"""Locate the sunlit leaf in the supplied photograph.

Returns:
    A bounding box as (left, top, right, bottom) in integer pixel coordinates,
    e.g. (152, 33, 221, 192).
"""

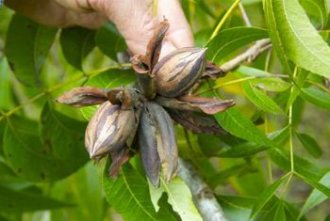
(0, 58, 14, 109)
(243, 82, 283, 114)
(300, 0, 328, 28)
(206, 27, 268, 63)
(216, 195, 254, 221)
(236, 66, 291, 92)
(149, 177, 202, 221)
(215, 108, 276, 148)
(264, 0, 330, 78)
(300, 172, 330, 217)
(103, 161, 176, 221)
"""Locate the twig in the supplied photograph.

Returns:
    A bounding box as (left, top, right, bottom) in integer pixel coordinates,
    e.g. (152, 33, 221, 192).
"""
(178, 158, 227, 221)
(208, 0, 241, 43)
(219, 39, 272, 75)
(239, 3, 252, 27)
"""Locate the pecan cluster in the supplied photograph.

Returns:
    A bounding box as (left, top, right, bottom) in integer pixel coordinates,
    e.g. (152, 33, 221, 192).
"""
(57, 20, 234, 187)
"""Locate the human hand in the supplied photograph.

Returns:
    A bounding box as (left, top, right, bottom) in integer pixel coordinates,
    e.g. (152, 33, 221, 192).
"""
(6, 0, 194, 57)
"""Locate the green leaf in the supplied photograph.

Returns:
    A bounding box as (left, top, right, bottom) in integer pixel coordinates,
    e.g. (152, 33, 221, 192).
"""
(215, 108, 276, 148)
(3, 104, 88, 182)
(301, 86, 330, 110)
(250, 174, 289, 219)
(296, 172, 330, 197)
(207, 164, 249, 187)
(217, 142, 269, 158)
(60, 27, 96, 70)
(216, 195, 254, 221)
(103, 161, 176, 221)
(0, 58, 14, 110)
(39, 103, 89, 175)
(5, 13, 57, 86)
(217, 195, 255, 209)
(236, 66, 291, 92)
(274, 200, 286, 221)
(243, 82, 283, 114)
(0, 116, 6, 156)
(206, 27, 268, 63)
(300, 0, 328, 28)
(264, 0, 330, 78)
(0, 185, 70, 212)
(300, 172, 330, 217)
(269, 148, 323, 181)
(50, 162, 104, 221)
(250, 78, 290, 92)
(149, 177, 203, 221)
(296, 132, 322, 158)
(270, 148, 330, 199)
(263, 0, 292, 73)
(95, 22, 127, 61)
(285, 68, 309, 111)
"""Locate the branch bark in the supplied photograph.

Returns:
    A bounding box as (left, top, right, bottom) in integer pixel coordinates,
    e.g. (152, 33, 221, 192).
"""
(178, 158, 227, 221)
(219, 39, 272, 74)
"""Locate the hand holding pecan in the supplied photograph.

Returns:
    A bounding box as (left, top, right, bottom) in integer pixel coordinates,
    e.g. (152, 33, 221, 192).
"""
(57, 19, 234, 187)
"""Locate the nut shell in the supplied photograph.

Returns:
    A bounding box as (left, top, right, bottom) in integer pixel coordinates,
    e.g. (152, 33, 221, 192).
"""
(85, 102, 136, 159)
(153, 47, 207, 97)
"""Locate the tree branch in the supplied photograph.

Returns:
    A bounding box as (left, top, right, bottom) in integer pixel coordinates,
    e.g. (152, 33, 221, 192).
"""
(219, 39, 272, 74)
(178, 158, 227, 221)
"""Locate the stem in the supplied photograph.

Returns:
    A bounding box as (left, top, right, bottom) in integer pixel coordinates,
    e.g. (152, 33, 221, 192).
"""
(196, 74, 287, 95)
(219, 39, 271, 74)
(178, 159, 227, 221)
(264, 49, 273, 183)
(239, 3, 251, 27)
(288, 67, 298, 172)
(207, 0, 241, 43)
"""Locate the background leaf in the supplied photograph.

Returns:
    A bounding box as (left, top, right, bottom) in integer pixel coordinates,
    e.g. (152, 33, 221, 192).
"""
(60, 27, 96, 70)
(301, 86, 330, 110)
(0, 186, 70, 212)
(250, 174, 289, 219)
(95, 22, 127, 62)
(3, 104, 88, 182)
(5, 13, 57, 86)
(296, 132, 322, 158)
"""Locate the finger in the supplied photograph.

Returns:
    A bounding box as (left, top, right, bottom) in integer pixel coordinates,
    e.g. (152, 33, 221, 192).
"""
(157, 0, 194, 49)
(102, 0, 158, 56)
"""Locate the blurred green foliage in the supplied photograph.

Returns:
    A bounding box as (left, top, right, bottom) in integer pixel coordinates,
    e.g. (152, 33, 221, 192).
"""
(0, 0, 330, 220)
